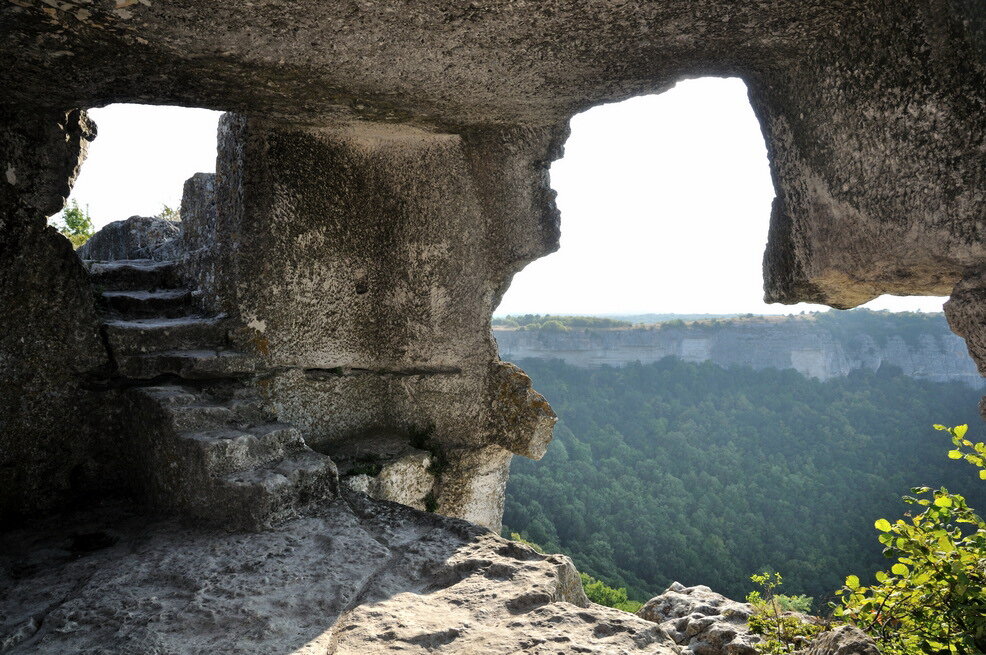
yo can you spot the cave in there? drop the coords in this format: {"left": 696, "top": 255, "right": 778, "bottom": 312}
{"left": 1, "top": 1, "right": 983, "bottom": 652}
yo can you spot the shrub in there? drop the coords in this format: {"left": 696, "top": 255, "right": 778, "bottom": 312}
{"left": 539, "top": 320, "right": 569, "bottom": 332}
{"left": 580, "top": 572, "right": 643, "bottom": 613}
{"left": 746, "top": 572, "right": 824, "bottom": 653}
{"left": 835, "top": 424, "right": 986, "bottom": 655}
{"left": 774, "top": 594, "right": 814, "bottom": 613}
{"left": 509, "top": 532, "right": 544, "bottom": 553}
{"left": 51, "top": 200, "right": 95, "bottom": 248}
{"left": 157, "top": 204, "right": 180, "bottom": 220}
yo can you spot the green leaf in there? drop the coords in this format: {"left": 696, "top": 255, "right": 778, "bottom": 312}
{"left": 874, "top": 518, "right": 892, "bottom": 532}
{"left": 891, "top": 563, "right": 909, "bottom": 576}
{"left": 948, "top": 450, "right": 963, "bottom": 459}
{"left": 934, "top": 496, "right": 953, "bottom": 508}
{"left": 955, "top": 425, "right": 968, "bottom": 439}
{"left": 845, "top": 575, "right": 860, "bottom": 590}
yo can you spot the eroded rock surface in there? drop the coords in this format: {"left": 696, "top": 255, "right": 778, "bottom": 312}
{"left": 637, "top": 583, "right": 760, "bottom": 655}
{"left": 0, "top": 493, "right": 678, "bottom": 655}
{"left": 2, "top": 1, "right": 982, "bottom": 312}
{"left": 335, "top": 433, "right": 436, "bottom": 512}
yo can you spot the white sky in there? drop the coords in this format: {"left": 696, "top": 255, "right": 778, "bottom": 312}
{"left": 60, "top": 80, "right": 947, "bottom": 315}
{"left": 63, "top": 104, "right": 222, "bottom": 225}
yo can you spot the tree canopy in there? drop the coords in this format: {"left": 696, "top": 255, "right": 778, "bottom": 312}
{"left": 503, "top": 358, "right": 985, "bottom": 607}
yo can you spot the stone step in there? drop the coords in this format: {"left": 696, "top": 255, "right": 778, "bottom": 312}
{"left": 117, "top": 349, "right": 261, "bottom": 380}
{"left": 88, "top": 259, "right": 180, "bottom": 292}
{"left": 126, "top": 384, "right": 337, "bottom": 530}
{"left": 169, "top": 400, "right": 267, "bottom": 431}
{"left": 134, "top": 384, "right": 266, "bottom": 427}
{"left": 104, "top": 316, "right": 226, "bottom": 355}
{"left": 100, "top": 289, "right": 193, "bottom": 318}
{"left": 137, "top": 384, "right": 201, "bottom": 407}
{"left": 215, "top": 450, "right": 339, "bottom": 530}
{"left": 181, "top": 423, "right": 308, "bottom": 475}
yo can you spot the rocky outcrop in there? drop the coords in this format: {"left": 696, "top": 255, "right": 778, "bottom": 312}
{"left": 0, "top": 2, "right": 981, "bottom": 652}
{"left": 0, "top": 493, "right": 679, "bottom": 654}
{"left": 636, "top": 585, "right": 880, "bottom": 655}
{"left": 4, "top": 0, "right": 983, "bottom": 312}
{"left": 496, "top": 318, "right": 984, "bottom": 388}
{"left": 799, "top": 627, "right": 880, "bottom": 655}
{"left": 78, "top": 214, "right": 181, "bottom": 261}
{"left": 638, "top": 583, "right": 760, "bottom": 655}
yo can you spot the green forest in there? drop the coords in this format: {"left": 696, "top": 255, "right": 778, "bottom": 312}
{"left": 493, "top": 314, "right": 632, "bottom": 329}
{"left": 502, "top": 357, "right": 985, "bottom": 608}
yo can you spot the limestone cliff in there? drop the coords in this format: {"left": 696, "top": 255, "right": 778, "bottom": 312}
{"left": 495, "top": 314, "right": 984, "bottom": 388}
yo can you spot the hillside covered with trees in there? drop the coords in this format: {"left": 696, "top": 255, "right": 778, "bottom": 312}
{"left": 502, "top": 357, "right": 985, "bottom": 608}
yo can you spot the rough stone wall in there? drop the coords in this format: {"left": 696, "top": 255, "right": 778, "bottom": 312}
{"left": 0, "top": 109, "right": 109, "bottom": 521}
{"left": 204, "top": 114, "right": 558, "bottom": 527}
{"left": 754, "top": 4, "right": 985, "bottom": 309}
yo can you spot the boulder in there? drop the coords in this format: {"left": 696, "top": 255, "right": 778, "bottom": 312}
{"left": 798, "top": 626, "right": 880, "bottom": 655}
{"left": 78, "top": 215, "right": 181, "bottom": 262}
{"left": 637, "top": 582, "right": 760, "bottom": 655}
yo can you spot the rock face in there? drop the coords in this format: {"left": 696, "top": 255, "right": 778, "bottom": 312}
{"left": 945, "top": 268, "right": 986, "bottom": 418}
{"left": 178, "top": 172, "right": 217, "bottom": 293}
{"left": 77, "top": 214, "right": 181, "bottom": 261}
{"left": 0, "top": 493, "right": 679, "bottom": 655}
{"left": 638, "top": 583, "right": 760, "bottom": 655}
{"left": 3, "top": 0, "right": 982, "bottom": 311}
{"left": 495, "top": 317, "right": 984, "bottom": 388}
{"left": 0, "top": 108, "right": 109, "bottom": 521}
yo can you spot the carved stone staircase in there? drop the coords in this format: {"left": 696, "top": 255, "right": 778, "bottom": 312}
{"left": 89, "top": 259, "right": 338, "bottom": 530}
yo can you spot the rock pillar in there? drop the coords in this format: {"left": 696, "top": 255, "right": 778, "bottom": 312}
{"left": 204, "top": 114, "right": 562, "bottom": 529}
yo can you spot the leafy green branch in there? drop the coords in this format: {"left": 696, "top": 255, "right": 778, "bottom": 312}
{"left": 835, "top": 425, "right": 986, "bottom": 655}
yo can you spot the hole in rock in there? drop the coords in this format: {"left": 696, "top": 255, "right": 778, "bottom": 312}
{"left": 51, "top": 104, "right": 222, "bottom": 233}
{"left": 495, "top": 77, "right": 979, "bottom": 612}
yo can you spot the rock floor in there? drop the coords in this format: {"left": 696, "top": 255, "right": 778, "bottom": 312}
{"left": 0, "top": 492, "right": 678, "bottom": 654}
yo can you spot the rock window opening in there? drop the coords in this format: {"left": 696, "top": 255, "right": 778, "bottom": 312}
{"left": 494, "top": 77, "right": 981, "bottom": 609}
